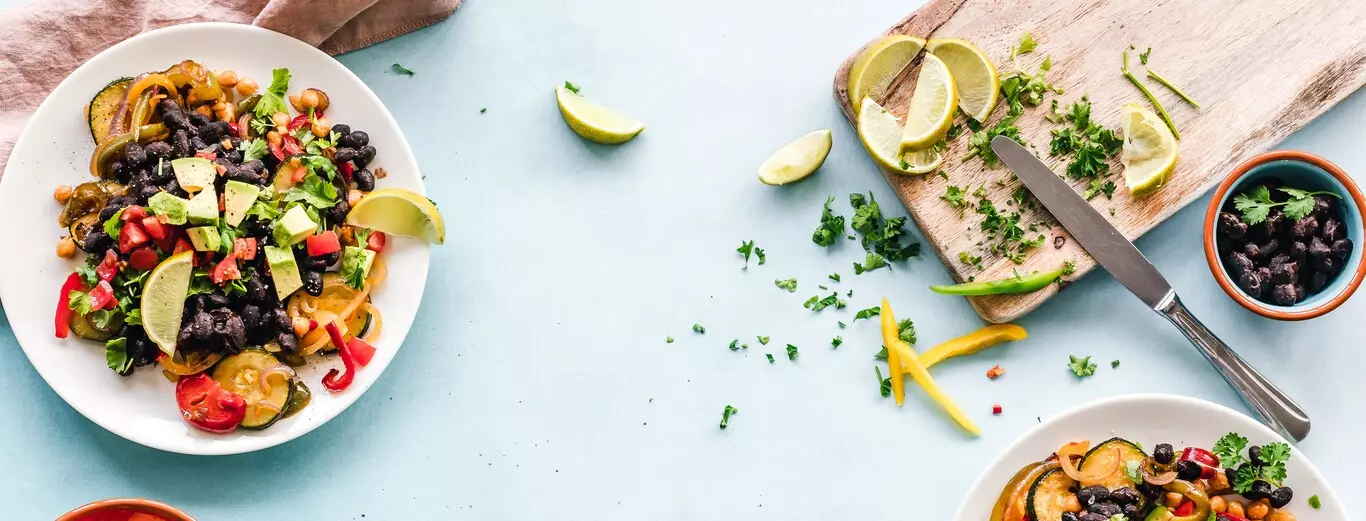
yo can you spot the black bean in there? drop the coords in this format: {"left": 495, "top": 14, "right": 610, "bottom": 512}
{"left": 1226, "top": 251, "right": 1254, "bottom": 276}
{"left": 1289, "top": 241, "right": 1307, "bottom": 261}
{"left": 1270, "top": 261, "right": 1299, "bottom": 284}
{"left": 1315, "top": 255, "right": 1340, "bottom": 274}
{"left": 1290, "top": 215, "right": 1318, "bottom": 239}
{"left": 81, "top": 229, "right": 111, "bottom": 254}
{"left": 1109, "top": 487, "right": 1141, "bottom": 505}
{"left": 1152, "top": 443, "right": 1175, "bottom": 465}
{"left": 1175, "top": 460, "right": 1202, "bottom": 481}
{"left": 143, "top": 141, "right": 173, "bottom": 162}
{"left": 1078, "top": 513, "right": 1109, "bottom": 521}
{"left": 1331, "top": 238, "right": 1352, "bottom": 260}
{"left": 171, "top": 129, "right": 192, "bottom": 158}
{"left": 1242, "top": 242, "right": 1263, "bottom": 262}
{"left": 1268, "top": 254, "right": 1291, "bottom": 268}
{"left": 222, "top": 148, "right": 243, "bottom": 164}
{"left": 1238, "top": 270, "right": 1265, "bottom": 297}
{"left": 271, "top": 308, "right": 291, "bottom": 332}
{"left": 277, "top": 331, "right": 299, "bottom": 352}
{"left": 339, "top": 130, "right": 369, "bottom": 149}
{"left": 205, "top": 293, "right": 231, "bottom": 309}
{"left": 138, "top": 184, "right": 161, "bottom": 200}
{"left": 123, "top": 142, "right": 148, "bottom": 167}
{"left": 225, "top": 165, "right": 262, "bottom": 184}
{"left": 302, "top": 270, "right": 324, "bottom": 296}
{"left": 1076, "top": 485, "right": 1109, "bottom": 506}
{"left": 190, "top": 311, "right": 213, "bottom": 340}
{"left": 1122, "top": 504, "right": 1139, "bottom": 518}
{"left": 222, "top": 312, "right": 247, "bottom": 351}
{"left": 1218, "top": 212, "right": 1247, "bottom": 239}
{"left": 1087, "top": 503, "right": 1122, "bottom": 517}
{"left": 240, "top": 304, "right": 261, "bottom": 330}
{"left": 1262, "top": 209, "right": 1285, "bottom": 238}
{"left": 1269, "top": 486, "right": 1293, "bottom": 508}
{"left": 1310, "top": 271, "right": 1330, "bottom": 293}
{"left": 199, "top": 120, "right": 229, "bottom": 142}
{"left": 190, "top": 136, "right": 209, "bottom": 152}
{"left": 333, "top": 147, "right": 358, "bottom": 164}
{"left": 1061, "top": 513, "right": 1079, "bottom": 521}
{"left": 355, "top": 145, "right": 377, "bottom": 168}
{"left": 1260, "top": 238, "right": 1279, "bottom": 258}
{"left": 326, "top": 198, "right": 350, "bottom": 224}
{"left": 354, "top": 168, "right": 376, "bottom": 191}
{"left": 1321, "top": 218, "right": 1344, "bottom": 242}
{"left": 188, "top": 112, "right": 210, "bottom": 127}
{"left": 1272, "top": 284, "right": 1299, "bottom": 305}
{"left": 1247, "top": 479, "right": 1275, "bottom": 500}
{"left": 1137, "top": 483, "right": 1163, "bottom": 500}
{"left": 1248, "top": 445, "right": 1264, "bottom": 466}
{"left": 1312, "top": 194, "right": 1335, "bottom": 217}
{"left": 1308, "top": 236, "right": 1331, "bottom": 259}
{"left": 331, "top": 123, "right": 351, "bottom": 136}
{"left": 177, "top": 327, "right": 193, "bottom": 347}
{"left": 162, "top": 108, "right": 190, "bottom": 131}
{"left": 242, "top": 277, "right": 266, "bottom": 303}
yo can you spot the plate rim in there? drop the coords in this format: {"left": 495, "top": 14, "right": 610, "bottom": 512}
{"left": 951, "top": 393, "right": 1346, "bottom": 520}
{"left": 0, "top": 21, "right": 430, "bottom": 455}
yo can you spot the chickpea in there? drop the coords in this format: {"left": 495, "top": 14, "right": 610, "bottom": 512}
{"left": 194, "top": 104, "right": 213, "bottom": 119}
{"left": 292, "top": 317, "right": 312, "bottom": 336}
{"left": 1210, "top": 469, "right": 1230, "bottom": 491}
{"left": 347, "top": 189, "right": 363, "bottom": 206}
{"left": 1227, "top": 500, "right": 1246, "bottom": 518}
{"left": 266, "top": 130, "right": 283, "bottom": 146}
{"left": 289, "top": 94, "right": 305, "bottom": 113}
{"left": 235, "top": 77, "right": 259, "bottom": 96}
{"left": 1247, "top": 499, "right": 1270, "bottom": 520}
{"left": 301, "top": 89, "right": 321, "bottom": 110}
{"left": 53, "top": 184, "right": 73, "bottom": 204}
{"left": 311, "top": 116, "right": 331, "bottom": 138}
{"left": 272, "top": 111, "right": 291, "bottom": 128}
{"left": 214, "top": 101, "right": 236, "bottom": 124}
{"left": 1194, "top": 479, "right": 1208, "bottom": 492}
{"left": 1062, "top": 495, "right": 1081, "bottom": 513}
{"left": 1210, "top": 496, "right": 1227, "bottom": 514}
{"left": 56, "top": 238, "right": 76, "bottom": 259}
{"left": 1164, "top": 492, "right": 1184, "bottom": 509}
{"left": 216, "top": 69, "right": 238, "bottom": 88}
{"left": 1267, "top": 510, "right": 1297, "bottom": 521}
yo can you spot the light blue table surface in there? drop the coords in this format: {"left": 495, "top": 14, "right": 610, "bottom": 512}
{"left": 2, "top": 1, "right": 1364, "bottom": 519}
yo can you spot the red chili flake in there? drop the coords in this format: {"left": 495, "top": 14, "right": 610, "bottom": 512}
{"left": 992, "top": 404, "right": 1003, "bottom": 415}
{"left": 986, "top": 365, "right": 1005, "bottom": 379}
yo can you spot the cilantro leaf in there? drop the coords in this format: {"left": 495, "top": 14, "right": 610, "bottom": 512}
{"left": 284, "top": 174, "right": 339, "bottom": 209}
{"left": 831, "top": 336, "right": 842, "bottom": 348}
{"left": 1212, "top": 432, "right": 1249, "bottom": 469}
{"left": 1124, "top": 460, "right": 1143, "bottom": 485}
{"left": 719, "top": 405, "right": 738, "bottom": 429}
{"left": 786, "top": 344, "right": 799, "bottom": 361}
{"left": 1234, "top": 185, "right": 1275, "bottom": 225}
{"left": 339, "top": 246, "right": 370, "bottom": 290}
{"left": 1309, "top": 495, "right": 1321, "bottom": 509}
{"left": 853, "top": 306, "right": 880, "bottom": 321}
{"left": 564, "top": 81, "right": 581, "bottom": 94}
{"left": 1281, "top": 190, "right": 1318, "bottom": 219}
{"left": 103, "top": 207, "right": 125, "bottom": 240}
{"left": 757, "top": 336, "right": 770, "bottom": 345}
{"left": 728, "top": 339, "right": 740, "bottom": 351}
{"left": 942, "top": 185, "right": 968, "bottom": 209}
{"left": 812, "top": 196, "right": 847, "bottom": 247}
{"left": 1068, "top": 355, "right": 1097, "bottom": 377}
{"left": 828, "top": 273, "right": 841, "bottom": 283}
{"left": 853, "top": 251, "right": 888, "bottom": 274}
{"left": 254, "top": 68, "right": 292, "bottom": 119}
{"left": 755, "top": 247, "right": 766, "bottom": 265}
{"left": 775, "top": 278, "right": 798, "bottom": 292}
{"left": 240, "top": 139, "right": 269, "bottom": 162}
{"left": 105, "top": 337, "right": 132, "bottom": 375}
{"left": 959, "top": 251, "right": 984, "bottom": 270}
{"left": 392, "top": 63, "right": 416, "bottom": 75}
{"left": 737, "top": 240, "right": 755, "bottom": 267}
{"left": 692, "top": 323, "right": 705, "bottom": 334}
{"left": 875, "top": 366, "right": 891, "bottom": 397}
{"left": 1016, "top": 33, "right": 1037, "bottom": 56}
{"left": 765, "top": 354, "right": 775, "bottom": 363}
{"left": 68, "top": 290, "right": 94, "bottom": 315}
{"left": 897, "top": 318, "right": 916, "bottom": 345}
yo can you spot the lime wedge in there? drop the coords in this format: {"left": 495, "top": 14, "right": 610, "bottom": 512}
{"left": 1119, "top": 103, "right": 1178, "bottom": 196}
{"left": 555, "top": 85, "right": 644, "bottom": 144}
{"left": 346, "top": 188, "right": 446, "bottom": 244}
{"left": 926, "top": 38, "right": 999, "bottom": 122}
{"left": 847, "top": 35, "right": 926, "bottom": 107}
{"left": 900, "top": 53, "right": 958, "bottom": 153}
{"left": 856, "top": 97, "right": 942, "bottom": 175}
{"left": 758, "top": 129, "right": 833, "bottom": 185}
{"left": 141, "top": 251, "right": 194, "bottom": 356}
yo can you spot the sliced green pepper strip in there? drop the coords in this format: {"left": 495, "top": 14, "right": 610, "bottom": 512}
{"left": 1163, "top": 480, "right": 1211, "bottom": 521}
{"left": 89, "top": 123, "right": 168, "bottom": 178}
{"left": 930, "top": 267, "right": 1064, "bottom": 296}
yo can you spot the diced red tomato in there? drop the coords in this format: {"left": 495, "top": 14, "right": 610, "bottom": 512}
{"left": 56, "top": 273, "right": 83, "bottom": 338}
{"left": 366, "top": 230, "right": 387, "bottom": 253}
{"left": 1173, "top": 499, "right": 1194, "bottom": 517}
{"left": 120, "top": 205, "right": 148, "bottom": 222}
{"left": 194, "top": 150, "right": 218, "bottom": 161}
{"left": 96, "top": 250, "right": 120, "bottom": 282}
{"left": 210, "top": 255, "right": 241, "bottom": 285}
{"left": 339, "top": 161, "right": 354, "bottom": 180}
{"left": 128, "top": 248, "right": 159, "bottom": 271}
{"left": 269, "top": 141, "right": 285, "bottom": 161}
{"left": 233, "top": 238, "right": 257, "bottom": 260}
{"left": 175, "top": 373, "right": 246, "bottom": 434}
{"left": 306, "top": 231, "right": 342, "bottom": 256}
{"left": 214, "top": 162, "right": 228, "bottom": 176}
{"left": 140, "top": 216, "right": 169, "bottom": 240}
{"left": 86, "top": 280, "right": 117, "bottom": 310}
{"left": 118, "top": 221, "right": 150, "bottom": 253}
{"left": 282, "top": 134, "right": 303, "bottom": 157}
{"left": 172, "top": 238, "right": 194, "bottom": 255}
{"left": 218, "top": 192, "right": 226, "bottom": 212}
{"left": 348, "top": 337, "right": 376, "bottom": 367}
{"left": 290, "top": 164, "right": 308, "bottom": 183}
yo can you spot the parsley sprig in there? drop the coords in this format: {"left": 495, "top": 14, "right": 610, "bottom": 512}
{"left": 1068, "top": 355, "right": 1097, "bottom": 377}
{"left": 812, "top": 196, "right": 849, "bottom": 247}
{"left": 1233, "top": 185, "right": 1339, "bottom": 224}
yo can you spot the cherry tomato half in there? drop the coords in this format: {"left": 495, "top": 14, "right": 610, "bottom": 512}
{"left": 175, "top": 373, "right": 246, "bottom": 433}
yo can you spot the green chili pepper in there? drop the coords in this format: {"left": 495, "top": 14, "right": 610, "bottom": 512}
{"left": 929, "top": 267, "right": 1065, "bottom": 296}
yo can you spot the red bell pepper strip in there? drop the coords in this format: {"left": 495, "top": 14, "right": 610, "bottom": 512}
{"left": 87, "top": 280, "right": 117, "bottom": 311}
{"left": 269, "top": 141, "right": 285, "bottom": 161}
{"left": 96, "top": 250, "right": 120, "bottom": 282}
{"left": 55, "top": 273, "right": 83, "bottom": 338}
{"left": 339, "top": 162, "right": 354, "bottom": 181}
{"left": 282, "top": 134, "right": 303, "bottom": 157}
{"left": 321, "top": 322, "right": 356, "bottom": 392}
{"left": 288, "top": 114, "right": 310, "bottom": 131}
{"left": 348, "top": 337, "right": 376, "bottom": 367}
{"left": 1174, "top": 499, "right": 1194, "bottom": 517}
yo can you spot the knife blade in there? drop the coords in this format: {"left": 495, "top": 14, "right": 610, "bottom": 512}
{"left": 989, "top": 135, "right": 1312, "bottom": 442}
{"left": 990, "top": 136, "right": 1173, "bottom": 308}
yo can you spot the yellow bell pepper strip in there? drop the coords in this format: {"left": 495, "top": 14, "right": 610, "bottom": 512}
{"left": 123, "top": 73, "right": 182, "bottom": 114}
{"left": 919, "top": 324, "right": 1028, "bottom": 368}
{"left": 880, "top": 298, "right": 982, "bottom": 436}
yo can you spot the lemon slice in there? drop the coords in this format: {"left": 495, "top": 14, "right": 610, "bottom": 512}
{"left": 900, "top": 53, "right": 958, "bottom": 153}
{"left": 757, "top": 129, "right": 833, "bottom": 185}
{"left": 847, "top": 35, "right": 926, "bottom": 107}
{"left": 856, "top": 97, "right": 942, "bottom": 175}
{"left": 926, "top": 38, "right": 999, "bottom": 122}
{"left": 346, "top": 188, "right": 446, "bottom": 244}
{"left": 141, "top": 251, "right": 193, "bottom": 356}
{"left": 1119, "top": 103, "right": 1178, "bottom": 196}
{"left": 554, "top": 85, "right": 644, "bottom": 144}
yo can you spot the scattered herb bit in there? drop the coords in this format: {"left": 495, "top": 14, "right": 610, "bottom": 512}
{"left": 1139, "top": 47, "right": 1152, "bottom": 64}
{"left": 766, "top": 353, "right": 775, "bottom": 363}
{"left": 875, "top": 367, "right": 891, "bottom": 397}
{"left": 1146, "top": 69, "right": 1202, "bottom": 109}
{"left": 1110, "top": 208, "right": 1116, "bottom": 216}
{"left": 828, "top": 273, "right": 841, "bottom": 283}
{"left": 1231, "top": 441, "right": 1290, "bottom": 493}
{"left": 1083, "top": 179, "right": 1117, "bottom": 200}
{"left": 1309, "top": 495, "right": 1321, "bottom": 509}
{"left": 105, "top": 338, "right": 132, "bottom": 375}
{"left": 1014, "top": 33, "right": 1037, "bottom": 57}
{"left": 874, "top": 346, "right": 888, "bottom": 360}
{"left": 946, "top": 124, "right": 963, "bottom": 140}
{"left": 831, "top": 336, "right": 843, "bottom": 348}
{"left": 1062, "top": 259, "right": 1077, "bottom": 276}
{"left": 853, "top": 252, "right": 888, "bottom": 274}
{"left": 757, "top": 336, "right": 770, "bottom": 345}
{"left": 986, "top": 365, "right": 1005, "bottom": 379}
{"left": 1111, "top": 359, "right": 1120, "bottom": 368}
{"left": 1121, "top": 50, "right": 1180, "bottom": 139}
{"left": 976, "top": 197, "right": 1045, "bottom": 264}
{"left": 755, "top": 247, "right": 766, "bottom": 265}
{"left": 719, "top": 405, "right": 738, "bottom": 429}
{"left": 849, "top": 192, "right": 920, "bottom": 263}
{"left": 937, "top": 170, "right": 949, "bottom": 180}
{"left": 392, "top": 63, "right": 416, "bottom": 75}
{"left": 775, "top": 278, "right": 798, "bottom": 292}
{"left": 480, "top": 107, "right": 487, "bottom": 113}
{"left": 964, "top": 114, "right": 1024, "bottom": 167}
{"left": 737, "top": 240, "right": 756, "bottom": 268}
{"left": 666, "top": 336, "right": 674, "bottom": 343}
{"left": 812, "top": 196, "right": 848, "bottom": 247}
{"left": 837, "top": 321, "right": 847, "bottom": 329}
{"left": 1068, "top": 355, "right": 1097, "bottom": 377}
{"left": 563, "top": 81, "right": 580, "bottom": 94}
{"left": 728, "top": 340, "right": 740, "bottom": 351}
{"left": 896, "top": 318, "right": 916, "bottom": 345}
{"left": 1124, "top": 460, "right": 1143, "bottom": 485}
{"left": 942, "top": 185, "right": 968, "bottom": 209}
{"left": 853, "top": 306, "right": 880, "bottom": 321}
{"left": 1233, "top": 185, "right": 1339, "bottom": 224}
{"left": 804, "top": 292, "right": 842, "bottom": 312}
{"left": 819, "top": 285, "right": 828, "bottom": 290}
{"left": 959, "top": 251, "right": 984, "bottom": 270}
{"left": 898, "top": 158, "right": 910, "bottom": 170}
{"left": 692, "top": 323, "right": 706, "bottom": 334}
{"left": 786, "top": 344, "right": 799, "bottom": 361}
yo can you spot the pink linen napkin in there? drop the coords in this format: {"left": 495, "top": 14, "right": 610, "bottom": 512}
{"left": 0, "top": 0, "right": 460, "bottom": 172}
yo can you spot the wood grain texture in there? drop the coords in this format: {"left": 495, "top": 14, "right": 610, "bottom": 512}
{"left": 833, "top": 0, "right": 1366, "bottom": 323}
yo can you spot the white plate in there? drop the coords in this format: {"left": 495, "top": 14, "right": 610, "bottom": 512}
{"left": 0, "top": 23, "right": 429, "bottom": 455}
{"left": 953, "top": 394, "right": 1345, "bottom": 520}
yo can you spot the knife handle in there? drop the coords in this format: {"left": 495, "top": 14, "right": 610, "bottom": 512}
{"left": 1156, "top": 294, "right": 1311, "bottom": 442}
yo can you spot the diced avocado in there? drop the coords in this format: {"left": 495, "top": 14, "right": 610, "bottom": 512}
{"left": 171, "top": 157, "right": 216, "bottom": 193}
{"left": 187, "top": 226, "right": 221, "bottom": 252}
{"left": 264, "top": 245, "right": 303, "bottom": 300}
{"left": 1144, "top": 506, "right": 1172, "bottom": 521}
{"left": 185, "top": 185, "right": 219, "bottom": 226}
{"left": 222, "top": 180, "right": 261, "bottom": 227}
{"left": 272, "top": 205, "right": 317, "bottom": 247}
{"left": 147, "top": 191, "right": 189, "bottom": 225}
{"left": 257, "top": 183, "right": 276, "bottom": 201}
{"left": 340, "top": 246, "right": 376, "bottom": 286}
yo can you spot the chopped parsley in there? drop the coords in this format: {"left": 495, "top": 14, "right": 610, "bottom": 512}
{"left": 105, "top": 337, "right": 132, "bottom": 375}
{"left": 959, "top": 251, "right": 984, "bottom": 270}
{"left": 1212, "top": 432, "right": 1249, "bottom": 468}
{"left": 1124, "top": 460, "right": 1143, "bottom": 485}
{"left": 942, "top": 185, "right": 968, "bottom": 209}
{"left": 1013, "top": 32, "right": 1038, "bottom": 57}
{"left": 757, "top": 336, "right": 770, "bottom": 345}
{"left": 1062, "top": 259, "right": 1077, "bottom": 276}
{"left": 1234, "top": 185, "right": 1339, "bottom": 224}
{"left": 775, "top": 278, "right": 798, "bottom": 292}
{"left": 755, "top": 247, "right": 766, "bottom": 265}
{"left": 828, "top": 273, "right": 841, "bottom": 283}
{"left": 1233, "top": 442, "right": 1291, "bottom": 493}
{"left": 692, "top": 323, "right": 706, "bottom": 334}
{"left": 811, "top": 196, "right": 848, "bottom": 247}
{"left": 765, "top": 353, "right": 775, "bottom": 363}
{"left": 563, "top": 81, "right": 580, "bottom": 94}
{"left": 1139, "top": 47, "right": 1152, "bottom": 65}
{"left": 480, "top": 107, "right": 487, "bottom": 113}
{"left": 853, "top": 306, "right": 880, "bottom": 321}
{"left": 837, "top": 321, "right": 846, "bottom": 329}
{"left": 897, "top": 318, "right": 916, "bottom": 345}
{"left": 737, "top": 240, "right": 756, "bottom": 268}
{"left": 339, "top": 246, "right": 371, "bottom": 289}
{"left": 1083, "top": 179, "right": 1117, "bottom": 200}
{"left": 240, "top": 139, "right": 269, "bottom": 162}
{"left": 719, "top": 405, "right": 738, "bottom": 429}
{"left": 1309, "top": 495, "right": 1321, "bottom": 509}
{"left": 803, "top": 293, "right": 842, "bottom": 312}
{"left": 1111, "top": 359, "right": 1120, "bottom": 368}
{"left": 254, "top": 68, "right": 292, "bottom": 119}
{"left": 392, "top": 63, "right": 416, "bottom": 75}
{"left": 875, "top": 367, "right": 891, "bottom": 397}
{"left": 1049, "top": 98, "right": 1124, "bottom": 185}
{"left": 975, "top": 196, "right": 1044, "bottom": 264}
{"left": 853, "top": 252, "right": 888, "bottom": 274}
{"left": 728, "top": 339, "right": 739, "bottom": 351}
{"left": 786, "top": 344, "right": 799, "bottom": 361}
{"left": 964, "top": 114, "right": 1024, "bottom": 167}
{"left": 666, "top": 336, "right": 674, "bottom": 343}
{"left": 849, "top": 192, "right": 920, "bottom": 266}
{"left": 831, "top": 336, "right": 843, "bottom": 348}
{"left": 1068, "top": 355, "right": 1097, "bottom": 377}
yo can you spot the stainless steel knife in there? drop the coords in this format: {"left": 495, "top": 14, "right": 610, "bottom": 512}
{"left": 991, "top": 136, "right": 1311, "bottom": 441}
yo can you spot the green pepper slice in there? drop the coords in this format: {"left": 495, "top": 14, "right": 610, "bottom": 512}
{"left": 930, "top": 267, "right": 1065, "bottom": 296}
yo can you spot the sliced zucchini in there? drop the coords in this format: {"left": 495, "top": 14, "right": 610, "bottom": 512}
{"left": 68, "top": 213, "right": 102, "bottom": 248}
{"left": 1026, "top": 467, "right": 1077, "bottom": 521}
{"left": 68, "top": 311, "right": 121, "bottom": 341}
{"left": 211, "top": 350, "right": 294, "bottom": 430}
{"left": 281, "top": 379, "right": 312, "bottom": 419}
{"left": 1080, "top": 437, "right": 1149, "bottom": 490}
{"left": 88, "top": 77, "right": 132, "bottom": 144}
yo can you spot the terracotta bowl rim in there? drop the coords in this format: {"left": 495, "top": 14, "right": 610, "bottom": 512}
{"left": 56, "top": 498, "right": 195, "bottom": 521}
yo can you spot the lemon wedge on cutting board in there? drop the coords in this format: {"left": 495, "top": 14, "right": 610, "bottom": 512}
{"left": 555, "top": 85, "right": 644, "bottom": 145}
{"left": 847, "top": 35, "right": 926, "bottom": 107}
{"left": 1119, "top": 103, "right": 1178, "bottom": 196}
{"left": 899, "top": 53, "right": 958, "bottom": 153}
{"left": 757, "top": 129, "right": 833, "bottom": 185}
{"left": 856, "top": 97, "right": 942, "bottom": 175}
{"left": 926, "top": 38, "right": 999, "bottom": 122}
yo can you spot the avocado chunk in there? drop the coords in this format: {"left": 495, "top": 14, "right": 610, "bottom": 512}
{"left": 264, "top": 245, "right": 303, "bottom": 300}
{"left": 222, "top": 180, "right": 261, "bottom": 227}
{"left": 186, "top": 226, "right": 221, "bottom": 252}
{"left": 171, "top": 157, "right": 216, "bottom": 194}
{"left": 340, "top": 246, "right": 376, "bottom": 287}
{"left": 147, "top": 191, "right": 189, "bottom": 225}
{"left": 185, "top": 185, "right": 218, "bottom": 226}
{"left": 272, "top": 205, "right": 317, "bottom": 247}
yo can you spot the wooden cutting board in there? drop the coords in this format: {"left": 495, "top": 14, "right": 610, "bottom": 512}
{"left": 833, "top": 0, "right": 1366, "bottom": 323}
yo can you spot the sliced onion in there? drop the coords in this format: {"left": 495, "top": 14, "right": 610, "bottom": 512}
{"left": 1057, "top": 441, "right": 1119, "bottom": 484}
{"left": 257, "top": 364, "right": 296, "bottom": 393}
{"left": 1141, "top": 457, "right": 1178, "bottom": 486}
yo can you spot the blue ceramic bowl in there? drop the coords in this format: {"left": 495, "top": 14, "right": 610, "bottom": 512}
{"left": 1204, "top": 151, "right": 1366, "bottom": 320}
